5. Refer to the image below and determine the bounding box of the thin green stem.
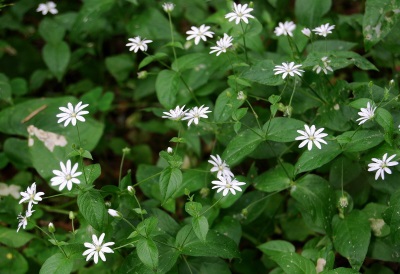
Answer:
[133,171,163,187]
[246,99,261,129]
[122,217,137,230]
[36,225,68,257]
[167,12,178,67]
[76,125,88,185]
[201,196,223,215]
[240,22,249,63]
[133,194,144,222]
[118,151,127,188]
[182,255,194,274]
[39,205,71,215]
[287,79,298,117]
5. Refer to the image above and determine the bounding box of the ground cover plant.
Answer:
[1,0,400,273]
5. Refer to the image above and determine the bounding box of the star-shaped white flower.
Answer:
[295,124,328,150]
[208,154,234,178]
[313,23,335,37]
[274,62,304,79]
[225,2,254,24]
[56,101,89,127]
[162,105,187,120]
[356,102,377,125]
[126,37,153,53]
[368,153,398,180]
[182,105,212,126]
[301,28,311,37]
[211,175,245,196]
[51,160,82,191]
[210,33,233,56]
[19,182,45,208]
[82,233,115,264]
[17,204,34,232]
[36,1,58,15]
[186,25,214,45]
[274,21,296,37]
[313,56,333,74]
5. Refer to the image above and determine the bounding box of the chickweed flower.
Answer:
[301,28,311,37]
[36,2,58,15]
[19,182,45,208]
[167,147,173,154]
[126,37,153,53]
[356,102,376,125]
[57,102,89,127]
[274,62,304,79]
[313,57,333,75]
[51,160,82,191]
[162,2,175,13]
[295,124,328,150]
[210,33,233,56]
[186,25,214,45]
[274,21,296,37]
[82,233,115,264]
[182,105,212,127]
[162,105,187,120]
[0,183,20,199]
[211,175,245,196]
[313,23,335,37]
[225,2,254,24]
[108,209,122,218]
[208,154,234,179]
[368,153,398,180]
[17,204,34,232]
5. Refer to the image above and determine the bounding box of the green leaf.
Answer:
[139,52,168,69]
[192,216,209,242]
[39,253,73,274]
[42,41,70,81]
[0,75,12,104]
[155,70,180,109]
[336,130,384,152]
[332,211,371,270]
[382,189,400,247]
[222,128,264,166]
[269,251,317,274]
[321,268,360,274]
[375,108,394,145]
[10,78,28,96]
[179,257,231,274]
[0,247,28,274]
[185,201,202,217]
[159,167,182,203]
[258,240,295,256]
[176,226,240,259]
[348,98,374,109]
[295,141,342,175]
[295,0,331,26]
[291,175,336,234]
[241,60,285,86]
[214,89,244,123]
[363,0,400,50]
[171,53,209,72]
[263,117,305,142]
[38,18,66,43]
[136,237,159,269]
[0,227,34,248]
[105,54,134,82]
[77,189,108,231]
[254,163,293,192]
[137,217,158,237]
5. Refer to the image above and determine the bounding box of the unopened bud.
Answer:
[48,222,55,233]
[122,147,131,154]
[241,208,248,217]
[369,218,385,236]
[69,211,75,220]
[339,196,348,208]
[200,187,209,198]
[137,71,148,79]
[237,91,247,100]
[108,209,123,219]
[389,79,395,87]
[162,2,175,13]
[301,28,311,37]
[127,186,136,195]
[105,201,111,207]
[315,258,326,273]
[167,147,173,154]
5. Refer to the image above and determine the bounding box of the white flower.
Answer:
[313,23,335,37]
[356,102,376,125]
[210,33,233,56]
[82,233,115,264]
[313,56,333,74]
[126,37,153,53]
[273,62,304,79]
[295,124,328,150]
[182,105,212,126]
[48,222,55,233]
[56,101,89,127]
[368,153,398,180]
[162,105,187,120]
[301,28,311,37]
[186,25,214,45]
[0,183,21,199]
[108,209,122,218]
[208,154,234,178]
[211,175,245,196]
[162,2,175,13]
[237,91,246,100]
[36,1,58,15]
[225,2,254,24]
[17,204,34,232]
[167,147,173,153]
[51,160,82,191]
[19,182,45,207]
[274,21,296,37]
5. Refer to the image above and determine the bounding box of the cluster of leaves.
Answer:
[1,0,400,273]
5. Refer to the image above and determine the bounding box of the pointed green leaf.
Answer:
[77,189,108,231]
[337,130,384,152]
[43,41,70,81]
[254,163,293,192]
[40,253,73,274]
[192,216,209,242]
[269,251,317,274]
[241,60,284,86]
[159,167,182,203]
[295,0,331,26]
[136,237,159,269]
[383,189,400,247]
[155,70,180,109]
[258,240,295,256]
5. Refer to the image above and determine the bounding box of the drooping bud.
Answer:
[108,209,123,219]
[48,222,55,233]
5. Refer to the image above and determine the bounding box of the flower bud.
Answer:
[108,209,123,219]
[48,222,55,233]
[200,187,209,198]
[301,28,311,37]
[167,147,173,154]
[122,147,131,154]
[127,186,136,195]
[339,196,348,208]
[162,2,175,13]
[69,211,75,220]
[105,201,111,207]
[237,91,247,100]
[137,71,148,79]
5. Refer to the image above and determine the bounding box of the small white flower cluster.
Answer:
[17,182,45,232]
[36,1,58,15]
[162,105,211,127]
[209,154,245,196]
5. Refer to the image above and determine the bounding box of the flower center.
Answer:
[71,112,76,118]
[65,174,72,181]
[226,183,232,189]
